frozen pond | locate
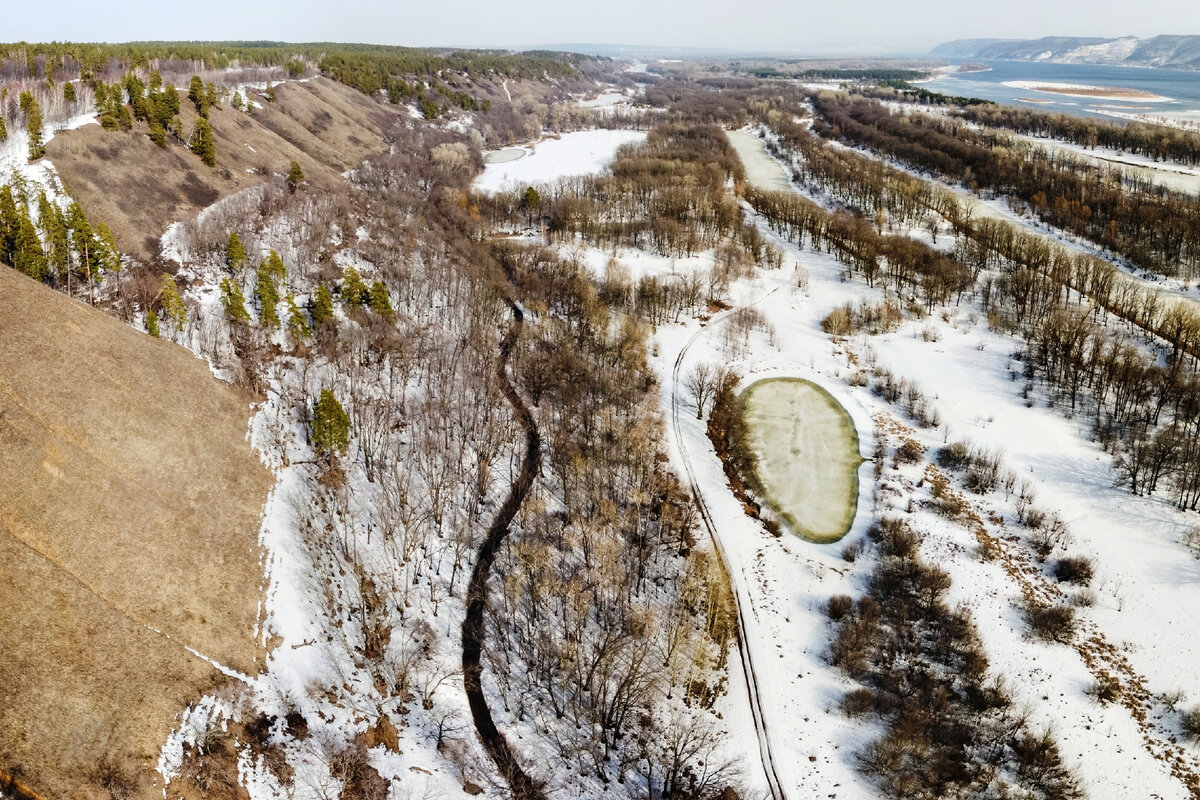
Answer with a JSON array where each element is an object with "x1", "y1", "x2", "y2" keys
[
  {"x1": 474, "y1": 129, "x2": 646, "y2": 194},
  {"x1": 484, "y1": 147, "x2": 527, "y2": 164},
  {"x1": 743, "y1": 378, "x2": 863, "y2": 542},
  {"x1": 726, "y1": 129, "x2": 792, "y2": 192}
]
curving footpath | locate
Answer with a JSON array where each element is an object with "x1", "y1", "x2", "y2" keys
[
  {"x1": 669, "y1": 291, "x2": 788, "y2": 800},
  {"x1": 461, "y1": 300, "x2": 546, "y2": 800}
]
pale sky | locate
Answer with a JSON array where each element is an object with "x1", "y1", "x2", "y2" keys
[{"x1": 10, "y1": 0, "x2": 1200, "y2": 55}]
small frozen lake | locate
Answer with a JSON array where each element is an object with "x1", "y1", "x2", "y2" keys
[
  {"x1": 742, "y1": 378, "x2": 863, "y2": 542},
  {"x1": 474, "y1": 129, "x2": 646, "y2": 194}
]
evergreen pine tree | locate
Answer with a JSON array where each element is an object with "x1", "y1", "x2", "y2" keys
[
  {"x1": 0, "y1": 185, "x2": 19, "y2": 263},
  {"x1": 286, "y1": 295, "x2": 311, "y2": 341},
  {"x1": 311, "y1": 285, "x2": 335, "y2": 326},
  {"x1": 147, "y1": 311, "x2": 160, "y2": 337},
  {"x1": 341, "y1": 266, "x2": 368, "y2": 306},
  {"x1": 255, "y1": 260, "x2": 281, "y2": 327},
  {"x1": 286, "y1": 160, "x2": 304, "y2": 193},
  {"x1": 225, "y1": 232, "x2": 247, "y2": 270},
  {"x1": 311, "y1": 389, "x2": 350, "y2": 455},
  {"x1": 149, "y1": 121, "x2": 166, "y2": 147},
  {"x1": 25, "y1": 98, "x2": 45, "y2": 160},
  {"x1": 368, "y1": 281, "x2": 393, "y2": 314},
  {"x1": 219, "y1": 278, "x2": 251, "y2": 322},
  {"x1": 95, "y1": 223, "x2": 121, "y2": 273},
  {"x1": 13, "y1": 211, "x2": 47, "y2": 281},
  {"x1": 37, "y1": 193, "x2": 68, "y2": 278},
  {"x1": 63, "y1": 82, "x2": 76, "y2": 103},
  {"x1": 263, "y1": 249, "x2": 287, "y2": 285},
  {"x1": 189, "y1": 118, "x2": 216, "y2": 167},
  {"x1": 158, "y1": 273, "x2": 187, "y2": 332},
  {"x1": 0, "y1": 115, "x2": 7, "y2": 142},
  {"x1": 187, "y1": 75, "x2": 207, "y2": 115},
  {"x1": 162, "y1": 86, "x2": 180, "y2": 118},
  {"x1": 66, "y1": 201, "x2": 96, "y2": 280}
]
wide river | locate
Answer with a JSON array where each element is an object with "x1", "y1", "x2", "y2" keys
[{"x1": 924, "y1": 60, "x2": 1200, "y2": 124}]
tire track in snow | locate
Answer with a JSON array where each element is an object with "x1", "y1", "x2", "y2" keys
[{"x1": 669, "y1": 287, "x2": 788, "y2": 800}]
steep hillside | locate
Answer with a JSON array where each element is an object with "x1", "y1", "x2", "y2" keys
[
  {"x1": 0, "y1": 267, "x2": 272, "y2": 800},
  {"x1": 933, "y1": 34, "x2": 1200, "y2": 69},
  {"x1": 46, "y1": 77, "x2": 399, "y2": 261}
]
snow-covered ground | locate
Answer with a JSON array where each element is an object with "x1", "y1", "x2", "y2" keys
[
  {"x1": 645, "y1": 130, "x2": 1200, "y2": 798},
  {"x1": 0, "y1": 111, "x2": 98, "y2": 212},
  {"x1": 488, "y1": 125, "x2": 1200, "y2": 798},
  {"x1": 150, "y1": 100, "x2": 1200, "y2": 798},
  {"x1": 1013, "y1": 132, "x2": 1200, "y2": 196},
  {"x1": 474, "y1": 129, "x2": 645, "y2": 193}
]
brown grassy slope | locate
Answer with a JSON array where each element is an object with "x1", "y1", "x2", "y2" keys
[
  {"x1": 46, "y1": 77, "x2": 398, "y2": 261},
  {"x1": 0, "y1": 266, "x2": 272, "y2": 799}
]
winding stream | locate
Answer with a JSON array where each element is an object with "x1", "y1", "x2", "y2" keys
[{"x1": 460, "y1": 299, "x2": 545, "y2": 800}]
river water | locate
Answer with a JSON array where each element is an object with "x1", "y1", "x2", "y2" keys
[{"x1": 924, "y1": 61, "x2": 1200, "y2": 124}]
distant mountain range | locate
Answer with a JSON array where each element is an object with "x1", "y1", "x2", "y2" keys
[{"x1": 931, "y1": 35, "x2": 1200, "y2": 70}]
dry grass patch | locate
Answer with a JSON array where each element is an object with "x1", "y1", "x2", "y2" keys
[
  {"x1": 0, "y1": 268, "x2": 272, "y2": 799},
  {"x1": 47, "y1": 78, "x2": 398, "y2": 260}
]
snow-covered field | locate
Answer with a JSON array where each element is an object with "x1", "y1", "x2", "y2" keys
[
  {"x1": 727, "y1": 129, "x2": 792, "y2": 192},
  {"x1": 474, "y1": 129, "x2": 645, "y2": 193},
  {"x1": 647, "y1": 131, "x2": 1200, "y2": 799},
  {"x1": 743, "y1": 378, "x2": 862, "y2": 542}
]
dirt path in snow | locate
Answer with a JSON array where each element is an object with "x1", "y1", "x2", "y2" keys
[
  {"x1": 461, "y1": 299, "x2": 546, "y2": 800},
  {"x1": 669, "y1": 292, "x2": 789, "y2": 800}
]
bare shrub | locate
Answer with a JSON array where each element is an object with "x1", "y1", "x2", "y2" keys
[
  {"x1": 827, "y1": 594, "x2": 854, "y2": 621},
  {"x1": 1086, "y1": 674, "x2": 1123, "y2": 705},
  {"x1": 1053, "y1": 556, "x2": 1094, "y2": 586},
  {"x1": 1183, "y1": 526, "x2": 1200, "y2": 558},
  {"x1": 895, "y1": 438, "x2": 924, "y2": 464},
  {"x1": 1026, "y1": 601, "x2": 1076, "y2": 644},
  {"x1": 841, "y1": 688, "x2": 878, "y2": 717},
  {"x1": 1072, "y1": 588, "x2": 1097, "y2": 607},
  {"x1": 1181, "y1": 707, "x2": 1200, "y2": 742},
  {"x1": 89, "y1": 755, "x2": 137, "y2": 800},
  {"x1": 821, "y1": 299, "x2": 903, "y2": 336},
  {"x1": 936, "y1": 441, "x2": 971, "y2": 471},
  {"x1": 841, "y1": 539, "x2": 862, "y2": 562},
  {"x1": 331, "y1": 740, "x2": 389, "y2": 800},
  {"x1": 868, "y1": 517, "x2": 918, "y2": 558},
  {"x1": 964, "y1": 448, "x2": 1003, "y2": 494}
]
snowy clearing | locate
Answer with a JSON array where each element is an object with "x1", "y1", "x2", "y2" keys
[
  {"x1": 474, "y1": 129, "x2": 646, "y2": 193},
  {"x1": 727, "y1": 128, "x2": 792, "y2": 192},
  {"x1": 743, "y1": 377, "x2": 863, "y2": 542}
]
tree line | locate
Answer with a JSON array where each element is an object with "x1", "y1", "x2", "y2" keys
[
  {"x1": 959, "y1": 102, "x2": 1200, "y2": 166},
  {"x1": 810, "y1": 93, "x2": 1200, "y2": 279}
]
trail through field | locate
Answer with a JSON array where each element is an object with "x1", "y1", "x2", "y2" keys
[{"x1": 669, "y1": 290, "x2": 789, "y2": 800}]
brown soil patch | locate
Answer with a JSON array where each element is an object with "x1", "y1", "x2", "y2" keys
[
  {"x1": 0, "y1": 267, "x2": 272, "y2": 799},
  {"x1": 47, "y1": 77, "x2": 399, "y2": 261}
]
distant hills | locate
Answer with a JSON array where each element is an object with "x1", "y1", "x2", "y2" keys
[{"x1": 932, "y1": 35, "x2": 1200, "y2": 70}]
